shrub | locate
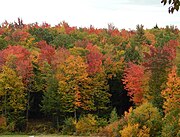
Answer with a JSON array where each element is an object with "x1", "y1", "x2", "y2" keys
[
  {"x1": 161, "y1": 109, "x2": 180, "y2": 137},
  {"x1": 75, "y1": 114, "x2": 98, "y2": 135},
  {"x1": 96, "y1": 117, "x2": 108, "y2": 128},
  {"x1": 98, "y1": 117, "x2": 127, "y2": 137},
  {"x1": 27, "y1": 120, "x2": 56, "y2": 134},
  {"x1": 120, "y1": 124, "x2": 150, "y2": 137},
  {"x1": 0, "y1": 116, "x2": 7, "y2": 132},
  {"x1": 120, "y1": 103, "x2": 162, "y2": 136},
  {"x1": 120, "y1": 124, "x2": 139, "y2": 137},
  {"x1": 61, "y1": 117, "x2": 76, "y2": 135},
  {"x1": 109, "y1": 107, "x2": 119, "y2": 123}
]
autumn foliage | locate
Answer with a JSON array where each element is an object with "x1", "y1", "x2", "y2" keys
[
  {"x1": 123, "y1": 63, "x2": 145, "y2": 105},
  {"x1": 162, "y1": 66, "x2": 180, "y2": 113},
  {"x1": 0, "y1": 45, "x2": 33, "y2": 84},
  {"x1": 86, "y1": 44, "x2": 103, "y2": 75},
  {"x1": 0, "y1": 19, "x2": 179, "y2": 135}
]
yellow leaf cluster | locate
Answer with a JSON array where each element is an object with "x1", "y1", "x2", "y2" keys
[{"x1": 161, "y1": 67, "x2": 180, "y2": 113}]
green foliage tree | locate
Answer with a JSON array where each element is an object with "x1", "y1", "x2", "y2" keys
[
  {"x1": 61, "y1": 117, "x2": 76, "y2": 135},
  {"x1": 89, "y1": 72, "x2": 110, "y2": 116},
  {"x1": 29, "y1": 27, "x2": 54, "y2": 44},
  {"x1": 143, "y1": 40, "x2": 177, "y2": 110},
  {"x1": 124, "y1": 40, "x2": 142, "y2": 64},
  {"x1": 50, "y1": 33, "x2": 75, "y2": 48},
  {"x1": 109, "y1": 107, "x2": 118, "y2": 123},
  {"x1": 41, "y1": 75, "x2": 61, "y2": 127},
  {"x1": 0, "y1": 37, "x2": 7, "y2": 50},
  {"x1": 86, "y1": 44, "x2": 110, "y2": 116},
  {"x1": 161, "y1": 109, "x2": 180, "y2": 137}
]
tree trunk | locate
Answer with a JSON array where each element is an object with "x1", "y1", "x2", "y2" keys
[
  {"x1": 4, "y1": 92, "x2": 7, "y2": 118},
  {"x1": 74, "y1": 110, "x2": 77, "y2": 123},
  {"x1": 26, "y1": 91, "x2": 30, "y2": 131},
  {"x1": 56, "y1": 115, "x2": 59, "y2": 128}
]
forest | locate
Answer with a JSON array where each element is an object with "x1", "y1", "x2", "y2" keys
[{"x1": 0, "y1": 19, "x2": 179, "y2": 136}]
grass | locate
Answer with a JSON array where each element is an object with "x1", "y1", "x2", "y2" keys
[
  {"x1": 1, "y1": 136, "x2": 72, "y2": 137},
  {"x1": 0, "y1": 135, "x2": 93, "y2": 137}
]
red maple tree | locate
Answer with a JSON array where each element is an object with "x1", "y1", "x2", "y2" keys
[
  {"x1": 86, "y1": 44, "x2": 103, "y2": 75},
  {"x1": 123, "y1": 62, "x2": 145, "y2": 105}
]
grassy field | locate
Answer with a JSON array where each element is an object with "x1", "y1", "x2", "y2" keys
[
  {"x1": 0, "y1": 135, "x2": 82, "y2": 137},
  {"x1": 0, "y1": 135, "x2": 94, "y2": 137}
]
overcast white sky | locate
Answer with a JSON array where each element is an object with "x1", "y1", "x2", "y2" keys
[{"x1": 0, "y1": 0, "x2": 179, "y2": 29}]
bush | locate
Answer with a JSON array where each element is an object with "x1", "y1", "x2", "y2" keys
[
  {"x1": 120, "y1": 124, "x2": 150, "y2": 137},
  {"x1": 96, "y1": 117, "x2": 108, "y2": 128},
  {"x1": 0, "y1": 116, "x2": 7, "y2": 132},
  {"x1": 61, "y1": 117, "x2": 76, "y2": 135},
  {"x1": 109, "y1": 107, "x2": 119, "y2": 123},
  {"x1": 120, "y1": 103, "x2": 162, "y2": 137},
  {"x1": 27, "y1": 120, "x2": 56, "y2": 134},
  {"x1": 120, "y1": 124, "x2": 139, "y2": 137},
  {"x1": 75, "y1": 114, "x2": 98, "y2": 135},
  {"x1": 161, "y1": 109, "x2": 180, "y2": 137},
  {"x1": 98, "y1": 117, "x2": 127, "y2": 137}
]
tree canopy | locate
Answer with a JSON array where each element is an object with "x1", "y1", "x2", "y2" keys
[{"x1": 0, "y1": 19, "x2": 180, "y2": 136}]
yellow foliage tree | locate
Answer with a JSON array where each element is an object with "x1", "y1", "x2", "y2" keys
[
  {"x1": 56, "y1": 55, "x2": 93, "y2": 119},
  {"x1": 161, "y1": 66, "x2": 180, "y2": 113},
  {"x1": 161, "y1": 67, "x2": 180, "y2": 137},
  {"x1": 0, "y1": 66, "x2": 26, "y2": 129}
]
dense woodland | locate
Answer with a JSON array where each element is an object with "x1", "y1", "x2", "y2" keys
[{"x1": 0, "y1": 19, "x2": 179, "y2": 136}]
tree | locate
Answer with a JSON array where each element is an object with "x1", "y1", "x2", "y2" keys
[
  {"x1": 143, "y1": 40, "x2": 177, "y2": 109},
  {"x1": 56, "y1": 55, "x2": 93, "y2": 120},
  {"x1": 0, "y1": 45, "x2": 34, "y2": 130},
  {"x1": 161, "y1": 109, "x2": 180, "y2": 137},
  {"x1": 123, "y1": 63, "x2": 146, "y2": 105},
  {"x1": 0, "y1": 37, "x2": 8, "y2": 50},
  {"x1": 120, "y1": 103, "x2": 162, "y2": 137},
  {"x1": 124, "y1": 40, "x2": 142, "y2": 64},
  {"x1": 1, "y1": 45, "x2": 33, "y2": 84},
  {"x1": 161, "y1": 66, "x2": 180, "y2": 113},
  {"x1": 29, "y1": 27, "x2": 54, "y2": 44},
  {"x1": 86, "y1": 44, "x2": 110, "y2": 115},
  {"x1": 89, "y1": 72, "x2": 110, "y2": 115},
  {"x1": 0, "y1": 66, "x2": 26, "y2": 130},
  {"x1": 161, "y1": 67, "x2": 180, "y2": 137},
  {"x1": 52, "y1": 47, "x2": 70, "y2": 70},
  {"x1": 161, "y1": 0, "x2": 180, "y2": 13},
  {"x1": 109, "y1": 107, "x2": 118, "y2": 123},
  {"x1": 41, "y1": 74, "x2": 61, "y2": 128},
  {"x1": 86, "y1": 44, "x2": 103, "y2": 75},
  {"x1": 38, "y1": 40, "x2": 56, "y2": 66}
]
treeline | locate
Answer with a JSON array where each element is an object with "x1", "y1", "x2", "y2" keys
[{"x1": 0, "y1": 19, "x2": 179, "y2": 136}]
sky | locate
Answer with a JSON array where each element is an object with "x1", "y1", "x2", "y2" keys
[{"x1": 0, "y1": 0, "x2": 179, "y2": 29}]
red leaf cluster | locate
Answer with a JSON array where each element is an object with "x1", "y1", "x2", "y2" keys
[
  {"x1": 123, "y1": 62, "x2": 145, "y2": 105},
  {"x1": 0, "y1": 45, "x2": 33, "y2": 84},
  {"x1": 38, "y1": 41, "x2": 55, "y2": 65},
  {"x1": 86, "y1": 44, "x2": 103, "y2": 75},
  {"x1": 52, "y1": 48, "x2": 70, "y2": 70},
  {"x1": 11, "y1": 29, "x2": 30, "y2": 42},
  {"x1": 143, "y1": 40, "x2": 178, "y2": 71}
]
